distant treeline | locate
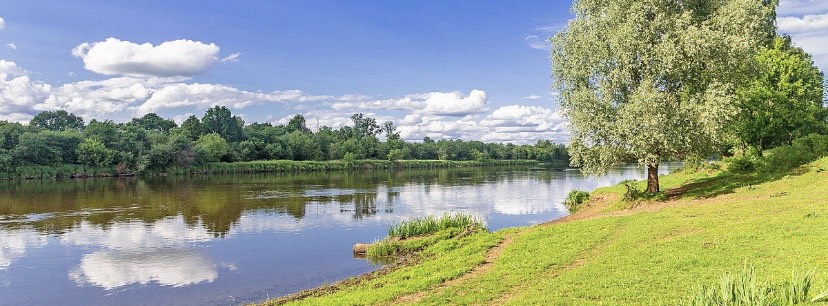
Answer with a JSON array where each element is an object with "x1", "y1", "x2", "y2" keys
[{"x1": 0, "y1": 107, "x2": 569, "y2": 178}]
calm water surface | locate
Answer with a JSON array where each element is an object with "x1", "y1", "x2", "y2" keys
[{"x1": 0, "y1": 164, "x2": 677, "y2": 305}]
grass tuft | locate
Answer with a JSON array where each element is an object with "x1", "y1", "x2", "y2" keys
[{"x1": 387, "y1": 213, "x2": 483, "y2": 239}]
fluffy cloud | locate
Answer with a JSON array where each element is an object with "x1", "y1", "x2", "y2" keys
[
  {"x1": 0, "y1": 17, "x2": 5, "y2": 30},
  {"x1": 331, "y1": 90, "x2": 488, "y2": 117},
  {"x1": 71, "y1": 38, "x2": 220, "y2": 77},
  {"x1": 0, "y1": 59, "x2": 569, "y2": 143},
  {"x1": 137, "y1": 84, "x2": 331, "y2": 114},
  {"x1": 0, "y1": 61, "x2": 338, "y2": 122},
  {"x1": 6, "y1": 43, "x2": 15, "y2": 50},
  {"x1": 778, "y1": 1, "x2": 828, "y2": 71},
  {"x1": 422, "y1": 89, "x2": 488, "y2": 116},
  {"x1": 523, "y1": 95, "x2": 542, "y2": 100},
  {"x1": 0, "y1": 61, "x2": 52, "y2": 120},
  {"x1": 778, "y1": 14, "x2": 828, "y2": 34}
]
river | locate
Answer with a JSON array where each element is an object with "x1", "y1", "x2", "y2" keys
[{"x1": 0, "y1": 164, "x2": 678, "y2": 305}]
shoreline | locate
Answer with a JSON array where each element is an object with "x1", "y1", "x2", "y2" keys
[
  {"x1": 263, "y1": 154, "x2": 828, "y2": 305},
  {"x1": 0, "y1": 159, "x2": 549, "y2": 181}
]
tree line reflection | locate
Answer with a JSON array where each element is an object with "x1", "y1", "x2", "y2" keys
[{"x1": 0, "y1": 167, "x2": 561, "y2": 237}]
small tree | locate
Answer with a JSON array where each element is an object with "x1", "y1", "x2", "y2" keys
[
  {"x1": 77, "y1": 138, "x2": 114, "y2": 167},
  {"x1": 194, "y1": 133, "x2": 229, "y2": 163},
  {"x1": 552, "y1": 0, "x2": 777, "y2": 192}
]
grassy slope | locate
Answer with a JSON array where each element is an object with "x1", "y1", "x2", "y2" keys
[{"x1": 275, "y1": 156, "x2": 828, "y2": 305}]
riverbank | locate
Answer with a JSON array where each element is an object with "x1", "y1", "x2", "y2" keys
[
  {"x1": 0, "y1": 159, "x2": 544, "y2": 180},
  {"x1": 267, "y1": 153, "x2": 828, "y2": 304}
]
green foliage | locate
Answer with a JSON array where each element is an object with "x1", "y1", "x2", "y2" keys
[
  {"x1": 553, "y1": 0, "x2": 777, "y2": 190},
  {"x1": 387, "y1": 213, "x2": 483, "y2": 239},
  {"x1": 1, "y1": 107, "x2": 566, "y2": 179},
  {"x1": 202, "y1": 106, "x2": 244, "y2": 142},
  {"x1": 733, "y1": 36, "x2": 827, "y2": 151},
  {"x1": 194, "y1": 133, "x2": 229, "y2": 163},
  {"x1": 29, "y1": 110, "x2": 84, "y2": 131},
  {"x1": 759, "y1": 134, "x2": 828, "y2": 175},
  {"x1": 129, "y1": 113, "x2": 177, "y2": 132},
  {"x1": 726, "y1": 156, "x2": 757, "y2": 173},
  {"x1": 76, "y1": 138, "x2": 114, "y2": 167},
  {"x1": 680, "y1": 265, "x2": 826, "y2": 306},
  {"x1": 387, "y1": 148, "x2": 404, "y2": 161},
  {"x1": 564, "y1": 190, "x2": 590, "y2": 212}
]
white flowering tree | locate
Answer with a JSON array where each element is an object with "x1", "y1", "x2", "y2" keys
[{"x1": 552, "y1": 0, "x2": 777, "y2": 192}]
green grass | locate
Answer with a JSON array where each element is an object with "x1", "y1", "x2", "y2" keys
[
  {"x1": 272, "y1": 153, "x2": 828, "y2": 305},
  {"x1": 387, "y1": 213, "x2": 483, "y2": 239},
  {"x1": 680, "y1": 265, "x2": 828, "y2": 306},
  {"x1": 272, "y1": 231, "x2": 502, "y2": 305}
]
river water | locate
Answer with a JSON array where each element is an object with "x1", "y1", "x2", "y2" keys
[{"x1": 0, "y1": 164, "x2": 677, "y2": 305}]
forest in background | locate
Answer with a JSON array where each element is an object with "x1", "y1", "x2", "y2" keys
[{"x1": 0, "y1": 108, "x2": 569, "y2": 177}]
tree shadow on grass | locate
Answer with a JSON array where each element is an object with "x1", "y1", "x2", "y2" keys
[{"x1": 666, "y1": 166, "x2": 811, "y2": 200}]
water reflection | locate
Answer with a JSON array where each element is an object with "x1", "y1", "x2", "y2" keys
[
  {"x1": 69, "y1": 248, "x2": 218, "y2": 289},
  {"x1": 0, "y1": 165, "x2": 678, "y2": 305}
]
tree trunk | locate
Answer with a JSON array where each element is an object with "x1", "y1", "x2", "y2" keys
[{"x1": 646, "y1": 163, "x2": 659, "y2": 193}]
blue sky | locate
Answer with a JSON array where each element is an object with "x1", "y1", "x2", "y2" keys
[{"x1": 0, "y1": 1, "x2": 826, "y2": 143}]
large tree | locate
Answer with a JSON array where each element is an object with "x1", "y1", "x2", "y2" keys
[
  {"x1": 30, "y1": 110, "x2": 84, "y2": 131},
  {"x1": 202, "y1": 106, "x2": 244, "y2": 142},
  {"x1": 552, "y1": 0, "x2": 777, "y2": 192},
  {"x1": 733, "y1": 36, "x2": 827, "y2": 151}
]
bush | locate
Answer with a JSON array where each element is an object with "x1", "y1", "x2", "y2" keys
[
  {"x1": 564, "y1": 190, "x2": 590, "y2": 212},
  {"x1": 759, "y1": 134, "x2": 828, "y2": 175},
  {"x1": 726, "y1": 156, "x2": 756, "y2": 173}
]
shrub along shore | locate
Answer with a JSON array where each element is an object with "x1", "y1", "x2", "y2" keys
[
  {"x1": 266, "y1": 134, "x2": 828, "y2": 305},
  {"x1": 0, "y1": 159, "x2": 544, "y2": 180}
]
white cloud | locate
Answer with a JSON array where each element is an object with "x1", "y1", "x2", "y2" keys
[
  {"x1": 331, "y1": 90, "x2": 488, "y2": 117},
  {"x1": 138, "y1": 84, "x2": 332, "y2": 115},
  {"x1": 6, "y1": 43, "x2": 15, "y2": 50},
  {"x1": 221, "y1": 52, "x2": 241, "y2": 63},
  {"x1": 523, "y1": 95, "x2": 542, "y2": 100},
  {"x1": 778, "y1": 14, "x2": 828, "y2": 33},
  {"x1": 0, "y1": 60, "x2": 26, "y2": 77},
  {"x1": 421, "y1": 89, "x2": 488, "y2": 116},
  {"x1": 0, "y1": 62, "x2": 51, "y2": 121},
  {"x1": 72, "y1": 38, "x2": 220, "y2": 77},
  {"x1": 0, "y1": 60, "x2": 570, "y2": 143},
  {"x1": 0, "y1": 61, "x2": 339, "y2": 122},
  {"x1": 0, "y1": 17, "x2": 5, "y2": 30}
]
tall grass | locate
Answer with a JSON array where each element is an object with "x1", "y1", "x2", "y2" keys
[
  {"x1": 387, "y1": 213, "x2": 483, "y2": 239},
  {"x1": 681, "y1": 265, "x2": 828, "y2": 306}
]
